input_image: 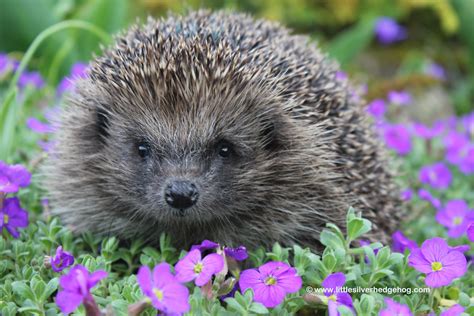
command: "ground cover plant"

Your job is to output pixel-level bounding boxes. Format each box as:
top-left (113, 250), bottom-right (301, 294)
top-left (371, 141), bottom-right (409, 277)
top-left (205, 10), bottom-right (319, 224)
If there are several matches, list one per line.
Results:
top-left (0, 0), bottom-right (473, 315)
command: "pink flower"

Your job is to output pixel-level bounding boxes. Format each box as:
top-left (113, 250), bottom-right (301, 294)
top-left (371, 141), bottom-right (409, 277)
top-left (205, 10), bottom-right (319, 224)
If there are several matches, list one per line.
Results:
top-left (412, 121), bottom-right (444, 139)
top-left (366, 99), bottom-right (386, 119)
top-left (400, 188), bottom-right (413, 201)
top-left (26, 117), bottom-right (55, 134)
top-left (440, 304), bottom-right (465, 316)
top-left (392, 231), bottom-right (417, 253)
top-left (379, 298), bottom-right (412, 316)
top-left (239, 261), bottom-right (302, 308)
top-left (0, 161), bottom-right (31, 193)
top-left (408, 237), bottom-right (467, 287)
top-left (137, 263), bottom-right (190, 314)
top-left (388, 90), bottom-right (412, 106)
top-left (383, 124), bottom-right (412, 155)
top-left (175, 249), bottom-right (224, 286)
top-left (435, 199), bottom-right (474, 238)
top-left (418, 189), bottom-right (441, 209)
top-left (56, 265), bottom-right (107, 314)
top-left (419, 162), bottom-right (452, 190)
top-left (467, 223), bottom-right (474, 242)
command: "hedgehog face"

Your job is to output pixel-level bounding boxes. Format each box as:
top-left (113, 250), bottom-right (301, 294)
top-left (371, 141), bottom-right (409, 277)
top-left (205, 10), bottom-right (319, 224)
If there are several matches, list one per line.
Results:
top-left (87, 81), bottom-right (287, 227)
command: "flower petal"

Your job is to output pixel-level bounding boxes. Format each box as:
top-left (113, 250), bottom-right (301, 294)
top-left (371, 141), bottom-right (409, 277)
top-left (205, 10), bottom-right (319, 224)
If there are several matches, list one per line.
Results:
top-left (408, 248), bottom-right (432, 273)
top-left (56, 290), bottom-right (83, 314)
top-left (420, 238), bottom-right (449, 262)
top-left (87, 270), bottom-right (107, 289)
top-left (202, 253), bottom-right (224, 274)
top-left (153, 262), bottom-right (176, 288)
top-left (253, 284), bottom-right (286, 308)
top-left (137, 266), bottom-right (153, 295)
top-left (162, 281), bottom-right (190, 314)
top-left (322, 272), bottom-right (346, 293)
top-left (425, 271), bottom-right (456, 287)
top-left (440, 251), bottom-right (467, 278)
top-left (275, 268), bottom-right (302, 293)
top-left (239, 269), bottom-right (262, 292)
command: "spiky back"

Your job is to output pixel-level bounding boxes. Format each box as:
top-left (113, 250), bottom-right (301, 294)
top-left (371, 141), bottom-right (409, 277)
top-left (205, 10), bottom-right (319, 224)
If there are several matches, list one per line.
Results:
top-left (45, 10), bottom-right (401, 250)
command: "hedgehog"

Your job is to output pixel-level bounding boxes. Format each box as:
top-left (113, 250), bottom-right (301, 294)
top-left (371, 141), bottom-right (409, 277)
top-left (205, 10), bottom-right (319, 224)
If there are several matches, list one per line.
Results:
top-left (44, 10), bottom-right (402, 251)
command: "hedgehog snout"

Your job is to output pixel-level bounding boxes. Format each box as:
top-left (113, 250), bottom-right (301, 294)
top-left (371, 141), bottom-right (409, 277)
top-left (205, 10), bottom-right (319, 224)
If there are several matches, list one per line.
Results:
top-left (164, 180), bottom-right (199, 210)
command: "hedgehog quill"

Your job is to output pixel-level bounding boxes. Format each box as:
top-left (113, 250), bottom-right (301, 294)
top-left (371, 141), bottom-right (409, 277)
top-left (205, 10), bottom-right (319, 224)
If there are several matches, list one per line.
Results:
top-left (45, 10), bottom-right (402, 251)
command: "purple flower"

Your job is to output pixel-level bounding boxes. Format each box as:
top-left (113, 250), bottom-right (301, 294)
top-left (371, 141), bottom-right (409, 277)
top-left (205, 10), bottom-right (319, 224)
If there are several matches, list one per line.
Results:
top-left (419, 162), bottom-right (452, 190)
top-left (26, 117), bottom-right (55, 134)
top-left (0, 161), bottom-right (31, 193)
top-left (175, 249), bottom-right (224, 286)
top-left (57, 62), bottom-right (88, 95)
top-left (190, 239), bottom-right (219, 252)
top-left (462, 112), bottom-right (474, 136)
top-left (392, 231), bottom-right (417, 253)
top-left (56, 265), bottom-right (107, 314)
top-left (38, 140), bottom-right (56, 152)
top-left (383, 124), bottom-right (412, 155)
top-left (51, 246), bottom-right (74, 272)
top-left (335, 71), bottom-right (348, 81)
top-left (435, 199), bottom-right (474, 238)
top-left (418, 189), bottom-right (441, 209)
top-left (425, 63), bottom-right (446, 80)
top-left (412, 121), bottom-right (444, 139)
top-left (18, 71), bottom-right (44, 89)
top-left (224, 246), bottom-right (248, 261)
top-left (443, 132), bottom-right (469, 164)
top-left (467, 223), bottom-right (474, 242)
top-left (449, 244), bottom-right (470, 253)
top-left (379, 298), bottom-right (413, 316)
top-left (359, 240), bottom-right (380, 263)
top-left (440, 304), bottom-right (465, 316)
top-left (408, 237), bottom-right (467, 287)
top-left (190, 240), bottom-right (248, 261)
top-left (366, 99), bottom-right (386, 119)
top-left (322, 272), bottom-right (353, 316)
top-left (400, 188), bottom-right (413, 201)
top-left (239, 261), bottom-right (302, 308)
top-left (388, 90), bottom-right (412, 106)
top-left (374, 17), bottom-right (407, 44)
top-left (458, 144), bottom-right (474, 174)
top-left (0, 53), bottom-right (15, 76)
top-left (137, 263), bottom-right (190, 314)
top-left (0, 197), bottom-right (29, 238)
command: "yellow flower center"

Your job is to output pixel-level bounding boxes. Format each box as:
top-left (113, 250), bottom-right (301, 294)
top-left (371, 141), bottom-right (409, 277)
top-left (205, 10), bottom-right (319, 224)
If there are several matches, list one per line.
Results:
top-left (453, 217), bottom-right (462, 225)
top-left (328, 294), bottom-right (337, 301)
top-left (3, 214), bottom-right (8, 224)
top-left (194, 262), bottom-right (203, 274)
top-left (153, 288), bottom-right (164, 301)
top-left (431, 261), bottom-right (442, 271)
top-left (265, 276), bottom-right (277, 286)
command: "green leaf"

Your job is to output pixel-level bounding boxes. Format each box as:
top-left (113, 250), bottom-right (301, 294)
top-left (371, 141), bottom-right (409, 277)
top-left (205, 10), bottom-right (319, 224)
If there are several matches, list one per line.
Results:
top-left (327, 17), bottom-right (376, 67)
top-left (347, 218), bottom-right (372, 242)
top-left (249, 302), bottom-right (269, 314)
top-left (320, 229), bottom-right (345, 250)
top-left (11, 281), bottom-right (36, 302)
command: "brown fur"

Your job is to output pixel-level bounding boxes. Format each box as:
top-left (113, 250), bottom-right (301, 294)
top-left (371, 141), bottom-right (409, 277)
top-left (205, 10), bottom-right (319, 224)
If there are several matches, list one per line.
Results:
top-left (44, 10), bottom-right (402, 251)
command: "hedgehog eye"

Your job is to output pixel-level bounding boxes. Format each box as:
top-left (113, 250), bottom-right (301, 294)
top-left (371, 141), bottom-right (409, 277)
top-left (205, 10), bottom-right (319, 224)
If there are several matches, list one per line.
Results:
top-left (137, 142), bottom-right (151, 158)
top-left (217, 140), bottom-right (234, 158)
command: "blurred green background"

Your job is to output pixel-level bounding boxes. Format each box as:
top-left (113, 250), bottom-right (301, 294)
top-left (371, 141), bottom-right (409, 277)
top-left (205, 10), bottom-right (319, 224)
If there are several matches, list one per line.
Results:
top-left (0, 0), bottom-right (473, 114)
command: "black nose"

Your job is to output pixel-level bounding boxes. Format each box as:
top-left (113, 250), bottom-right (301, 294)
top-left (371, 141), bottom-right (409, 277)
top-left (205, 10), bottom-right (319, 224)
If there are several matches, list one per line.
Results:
top-left (165, 180), bottom-right (199, 209)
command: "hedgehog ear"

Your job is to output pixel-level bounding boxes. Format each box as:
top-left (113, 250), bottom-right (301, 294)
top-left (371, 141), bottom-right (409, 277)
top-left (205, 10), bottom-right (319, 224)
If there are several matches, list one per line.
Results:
top-left (260, 118), bottom-right (283, 152)
top-left (96, 107), bottom-right (110, 142)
